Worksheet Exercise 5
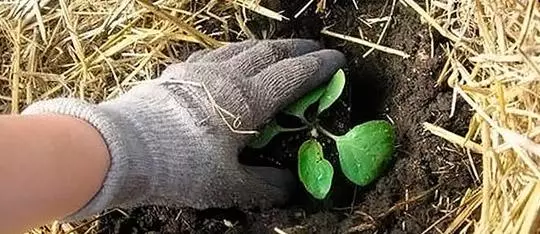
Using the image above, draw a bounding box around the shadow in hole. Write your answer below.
[347,59,390,124]
[316,57,392,209]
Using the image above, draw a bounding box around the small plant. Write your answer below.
[250,69,396,199]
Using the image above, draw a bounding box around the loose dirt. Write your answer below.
[98,0,476,233]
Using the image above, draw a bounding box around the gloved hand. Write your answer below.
[23,39,346,220]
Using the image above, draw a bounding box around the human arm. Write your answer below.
[0,115,110,233]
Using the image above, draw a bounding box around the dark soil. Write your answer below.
[98,0,476,233]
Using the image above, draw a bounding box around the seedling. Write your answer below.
[250,69,396,199]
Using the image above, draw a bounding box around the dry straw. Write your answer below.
[405,0,540,232]
[0,0,238,116]
[0,0,539,233]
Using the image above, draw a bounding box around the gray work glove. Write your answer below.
[22,39,346,220]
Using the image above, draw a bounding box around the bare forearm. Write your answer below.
[0,115,110,233]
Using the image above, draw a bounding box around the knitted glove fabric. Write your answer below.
[22,39,346,220]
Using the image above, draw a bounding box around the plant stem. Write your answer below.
[279,126,309,132]
[299,115,309,125]
[317,126,339,141]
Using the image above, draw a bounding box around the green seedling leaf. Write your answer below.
[248,120,282,148]
[318,69,346,114]
[284,86,325,118]
[298,139,334,199]
[336,120,395,186]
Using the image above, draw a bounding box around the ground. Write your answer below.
[97,0,476,233]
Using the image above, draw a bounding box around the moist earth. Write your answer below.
[98,0,475,233]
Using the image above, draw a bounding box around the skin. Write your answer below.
[0,115,110,233]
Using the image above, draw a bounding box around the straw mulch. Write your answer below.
[0,0,538,233]
[414,0,540,232]
[0,0,240,115]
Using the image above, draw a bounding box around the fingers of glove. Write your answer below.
[235,166,295,208]
[195,40,259,63]
[196,166,294,209]
[227,39,321,78]
[247,49,346,122]
[186,164,295,210]
[185,49,211,62]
